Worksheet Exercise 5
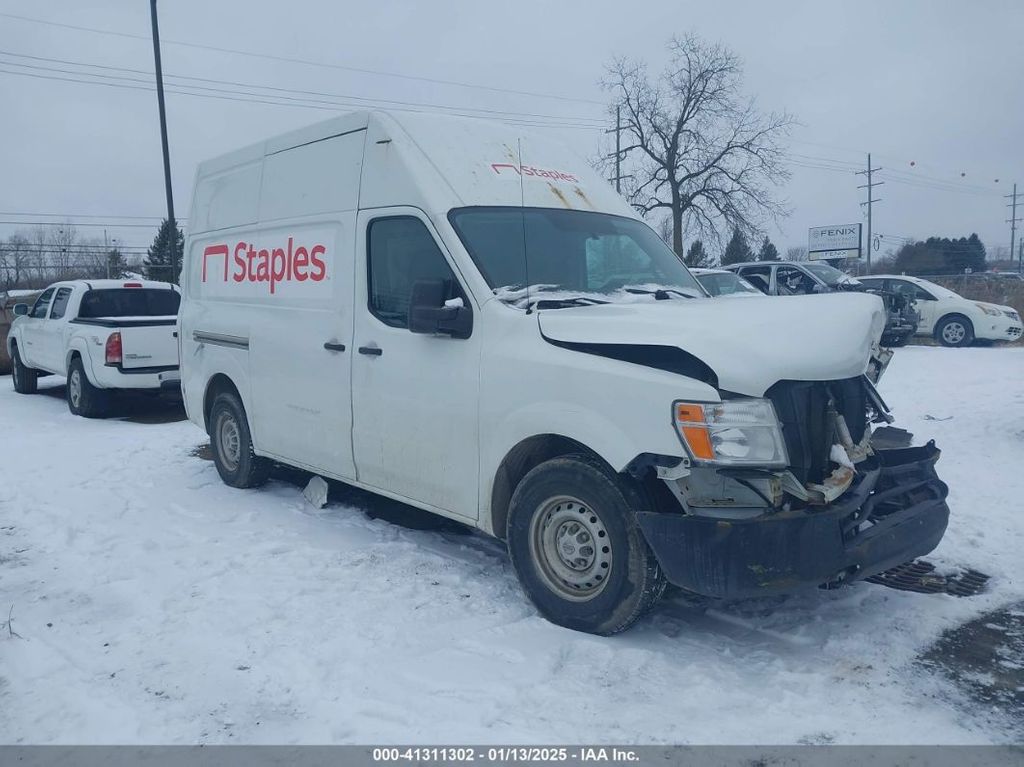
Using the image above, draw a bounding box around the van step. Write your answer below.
[866,559,990,597]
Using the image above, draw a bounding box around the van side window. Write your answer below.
[49,287,73,319]
[29,288,55,319]
[367,217,462,328]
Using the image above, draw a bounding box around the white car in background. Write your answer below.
[858,274,1022,347]
[690,268,762,297]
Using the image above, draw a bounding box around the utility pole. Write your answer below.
[856,153,883,272]
[1006,182,1021,273]
[149,0,177,284]
[604,105,629,193]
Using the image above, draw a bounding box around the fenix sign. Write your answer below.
[808,224,862,261]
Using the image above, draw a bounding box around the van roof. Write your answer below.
[192,110,635,224]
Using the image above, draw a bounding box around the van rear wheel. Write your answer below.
[506,454,666,635]
[209,391,271,488]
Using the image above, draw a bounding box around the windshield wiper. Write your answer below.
[623,286,697,300]
[533,296,610,309]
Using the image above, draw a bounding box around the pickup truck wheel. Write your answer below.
[507,454,666,635]
[935,315,974,347]
[11,345,38,394]
[210,391,271,488]
[67,357,110,418]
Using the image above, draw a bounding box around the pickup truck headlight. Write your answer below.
[673,398,789,467]
[975,303,1002,317]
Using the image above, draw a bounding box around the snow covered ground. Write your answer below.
[1,346,1022,744]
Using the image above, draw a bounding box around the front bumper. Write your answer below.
[977,318,1022,341]
[636,442,949,599]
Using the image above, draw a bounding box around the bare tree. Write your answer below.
[785,246,808,262]
[603,34,794,256]
[0,234,36,290]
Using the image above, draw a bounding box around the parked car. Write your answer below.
[6,279,181,416]
[690,268,762,297]
[724,260,920,347]
[857,274,1022,347]
[179,110,950,635]
[0,289,43,374]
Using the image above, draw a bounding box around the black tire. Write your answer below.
[883,332,911,348]
[935,314,974,348]
[506,453,667,635]
[67,356,111,418]
[10,344,38,394]
[209,391,271,488]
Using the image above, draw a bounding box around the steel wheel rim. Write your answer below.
[529,495,612,601]
[69,370,82,407]
[218,415,242,471]
[942,322,965,344]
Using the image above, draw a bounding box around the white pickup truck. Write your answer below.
[7,279,181,417]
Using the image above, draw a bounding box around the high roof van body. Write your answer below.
[180,111,950,634]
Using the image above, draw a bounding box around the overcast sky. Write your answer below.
[1,0,1021,261]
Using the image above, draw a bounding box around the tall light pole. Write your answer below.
[149,0,177,283]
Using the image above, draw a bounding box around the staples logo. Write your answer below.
[491,163,579,183]
[202,238,327,295]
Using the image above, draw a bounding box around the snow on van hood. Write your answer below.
[537,292,887,396]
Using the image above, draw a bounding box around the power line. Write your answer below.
[0,211,182,220]
[0,66,603,131]
[0,11,605,106]
[0,49,605,127]
[0,219,173,228]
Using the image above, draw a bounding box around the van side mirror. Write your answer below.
[408,280,472,339]
[12,303,28,316]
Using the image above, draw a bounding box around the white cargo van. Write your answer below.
[180,111,950,634]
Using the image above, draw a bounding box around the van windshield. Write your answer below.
[448,207,704,304]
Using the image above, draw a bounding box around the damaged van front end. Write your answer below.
[538,292,950,602]
[634,380,949,599]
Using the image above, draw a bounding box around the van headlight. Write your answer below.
[673,399,789,467]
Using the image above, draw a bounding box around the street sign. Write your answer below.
[808,224,862,260]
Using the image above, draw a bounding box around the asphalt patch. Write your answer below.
[919,601,1024,736]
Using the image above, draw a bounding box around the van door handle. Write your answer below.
[323,342,346,352]
[357,345,382,356]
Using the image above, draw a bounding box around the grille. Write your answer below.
[766,377,866,485]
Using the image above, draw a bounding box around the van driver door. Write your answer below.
[350,208,481,521]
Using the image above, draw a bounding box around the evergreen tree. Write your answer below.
[756,236,780,261]
[143,218,184,283]
[892,233,987,275]
[684,239,713,268]
[721,227,753,265]
[106,247,130,279]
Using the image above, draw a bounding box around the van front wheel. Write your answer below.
[210,391,271,488]
[506,454,666,635]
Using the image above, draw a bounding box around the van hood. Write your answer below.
[537,293,886,397]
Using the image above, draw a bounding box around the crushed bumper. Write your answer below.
[636,442,949,599]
